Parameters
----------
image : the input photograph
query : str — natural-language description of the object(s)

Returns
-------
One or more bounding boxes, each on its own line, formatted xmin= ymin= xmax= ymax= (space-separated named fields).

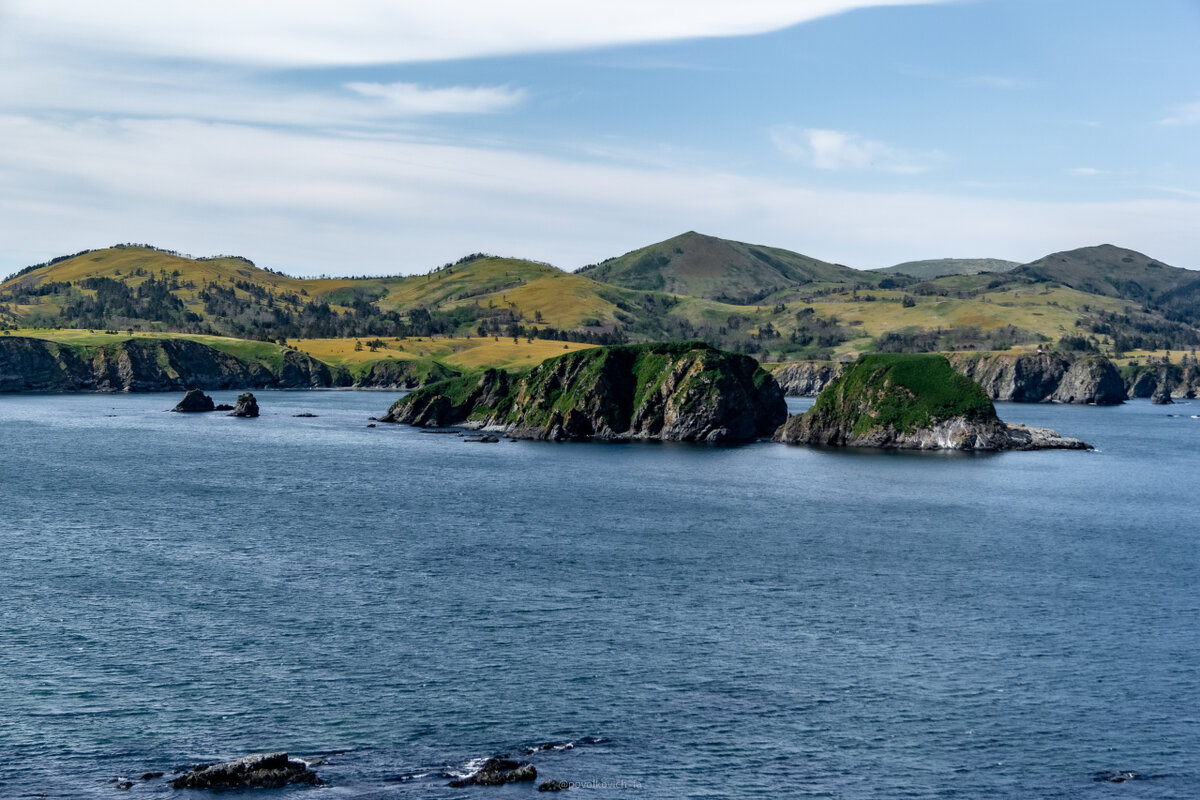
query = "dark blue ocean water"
xmin=1 ymin=390 xmax=1197 ymax=798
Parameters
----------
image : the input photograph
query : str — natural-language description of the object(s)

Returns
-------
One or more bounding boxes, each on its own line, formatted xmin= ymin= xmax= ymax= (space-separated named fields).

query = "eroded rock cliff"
xmin=0 ymin=336 xmax=332 ymax=392
xmin=771 ymin=361 xmax=844 ymax=397
xmin=383 ymin=341 xmax=787 ymax=443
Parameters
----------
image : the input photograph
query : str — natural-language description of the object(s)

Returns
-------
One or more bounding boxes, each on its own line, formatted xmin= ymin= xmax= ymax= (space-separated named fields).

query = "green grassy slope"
xmin=874 ymin=258 xmax=1021 ymax=279
xmin=1008 ymin=244 xmax=1195 ymax=300
xmin=577 ymin=231 xmax=872 ymax=303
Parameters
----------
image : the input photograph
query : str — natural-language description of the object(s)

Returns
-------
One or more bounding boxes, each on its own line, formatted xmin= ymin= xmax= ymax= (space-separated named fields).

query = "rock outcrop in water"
xmin=229 ymin=392 xmax=259 ymax=417
xmin=448 ymin=758 xmax=537 ymax=788
xmin=774 ymin=353 xmax=1090 ymax=451
xmin=172 ymin=388 xmax=215 ymax=412
xmin=383 ymin=342 xmax=787 ymax=443
xmin=0 ymin=336 xmax=332 ymax=392
xmin=169 ymin=752 xmax=320 ymax=789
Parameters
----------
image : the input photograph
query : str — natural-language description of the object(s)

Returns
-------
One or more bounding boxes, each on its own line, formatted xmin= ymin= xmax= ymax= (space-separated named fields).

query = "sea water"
xmin=0 ymin=391 xmax=1197 ymax=798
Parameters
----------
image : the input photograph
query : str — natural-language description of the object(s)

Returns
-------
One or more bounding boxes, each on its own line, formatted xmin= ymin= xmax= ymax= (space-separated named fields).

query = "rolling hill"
xmin=874 ymin=258 xmax=1021 ymax=279
xmin=1006 ymin=244 xmax=1196 ymax=301
xmin=3 ymin=236 xmax=1199 ymax=372
xmin=576 ymin=231 xmax=869 ymax=303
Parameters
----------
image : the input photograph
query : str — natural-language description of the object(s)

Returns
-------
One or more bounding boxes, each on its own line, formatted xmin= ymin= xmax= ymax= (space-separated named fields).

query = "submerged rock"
xmin=448 ymin=758 xmax=536 ymax=787
xmin=539 ymin=779 xmax=572 ymax=791
xmin=774 ymin=353 xmax=1090 ymax=451
xmin=229 ymin=392 xmax=259 ymax=417
xmin=171 ymin=388 xmax=215 ymax=412
xmin=383 ymin=342 xmax=786 ymax=444
xmin=169 ymin=752 xmax=320 ymax=790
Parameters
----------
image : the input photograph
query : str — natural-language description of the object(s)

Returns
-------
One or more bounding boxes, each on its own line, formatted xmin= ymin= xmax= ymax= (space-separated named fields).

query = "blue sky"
xmin=2 ymin=0 xmax=1198 ymax=275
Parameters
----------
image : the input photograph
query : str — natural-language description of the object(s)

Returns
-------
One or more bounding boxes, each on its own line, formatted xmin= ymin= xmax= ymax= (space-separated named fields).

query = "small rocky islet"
xmin=773 ymin=353 xmax=1090 ymax=451
xmin=382 ymin=341 xmax=788 ymax=444
xmin=169 ymin=389 xmax=258 ymax=416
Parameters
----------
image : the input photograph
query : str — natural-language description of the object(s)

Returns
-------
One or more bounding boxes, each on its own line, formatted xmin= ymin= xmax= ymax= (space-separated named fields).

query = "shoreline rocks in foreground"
xmin=383 ymin=341 xmax=787 ymax=444
xmin=774 ymin=353 xmax=1090 ymax=451
xmin=169 ymin=752 xmax=319 ymax=790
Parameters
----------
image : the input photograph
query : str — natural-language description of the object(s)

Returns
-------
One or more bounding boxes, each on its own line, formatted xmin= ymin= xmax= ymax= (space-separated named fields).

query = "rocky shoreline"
xmin=775 ymin=351 xmax=1198 ymax=405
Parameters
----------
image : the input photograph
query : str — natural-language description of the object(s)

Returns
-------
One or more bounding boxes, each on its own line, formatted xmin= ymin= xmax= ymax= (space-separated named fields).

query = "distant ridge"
xmin=578 ymin=231 xmax=867 ymax=304
xmin=874 ymin=258 xmax=1020 ymax=279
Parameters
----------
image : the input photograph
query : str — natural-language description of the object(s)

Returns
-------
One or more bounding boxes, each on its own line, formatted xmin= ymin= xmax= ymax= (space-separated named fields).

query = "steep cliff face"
xmin=350 ymin=358 xmax=458 ymax=389
xmin=1124 ymin=362 xmax=1200 ymax=399
xmin=1050 ymin=356 xmax=1126 ymax=405
xmin=774 ymin=353 xmax=1089 ymax=451
xmin=771 ymin=361 xmax=844 ymax=397
xmin=946 ymin=352 xmax=1069 ymax=402
xmin=383 ymin=342 xmax=787 ymax=443
xmin=0 ymin=336 xmax=333 ymax=392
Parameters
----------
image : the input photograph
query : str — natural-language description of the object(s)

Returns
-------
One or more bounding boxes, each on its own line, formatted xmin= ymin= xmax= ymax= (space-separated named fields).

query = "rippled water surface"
xmin=1 ymin=390 xmax=1197 ymax=798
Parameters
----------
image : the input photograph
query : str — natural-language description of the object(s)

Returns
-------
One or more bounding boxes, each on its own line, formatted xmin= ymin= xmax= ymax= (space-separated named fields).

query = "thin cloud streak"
xmin=344 ymin=83 xmax=526 ymax=115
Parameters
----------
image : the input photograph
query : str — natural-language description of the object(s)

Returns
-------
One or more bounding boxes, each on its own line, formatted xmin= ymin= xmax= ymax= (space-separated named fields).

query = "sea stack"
xmin=229 ymin=392 xmax=260 ymax=417
xmin=172 ymin=388 xmax=215 ymax=412
xmin=774 ymin=353 xmax=1090 ymax=451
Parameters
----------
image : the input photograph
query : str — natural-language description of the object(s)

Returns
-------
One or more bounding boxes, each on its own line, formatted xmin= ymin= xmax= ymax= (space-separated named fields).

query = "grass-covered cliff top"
xmin=810 ymin=353 xmax=996 ymax=436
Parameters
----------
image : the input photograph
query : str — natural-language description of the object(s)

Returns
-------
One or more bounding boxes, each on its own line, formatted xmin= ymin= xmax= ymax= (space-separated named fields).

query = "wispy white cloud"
xmin=1069 ymin=167 xmax=1105 ymax=176
xmin=3 ymin=114 xmax=1197 ymax=274
xmin=344 ymin=82 xmax=525 ymax=114
xmin=770 ymin=126 xmax=942 ymax=174
xmin=3 ymin=0 xmax=951 ymax=67
xmin=1157 ymin=100 xmax=1200 ymax=126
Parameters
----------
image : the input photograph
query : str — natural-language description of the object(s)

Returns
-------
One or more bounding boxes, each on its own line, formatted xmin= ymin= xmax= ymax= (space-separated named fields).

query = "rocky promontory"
xmin=0 ymin=336 xmax=332 ymax=392
xmin=1049 ymin=355 xmax=1126 ymax=405
xmin=383 ymin=341 xmax=787 ymax=443
xmin=774 ymin=353 xmax=1090 ymax=451
xmin=349 ymin=358 xmax=459 ymax=389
